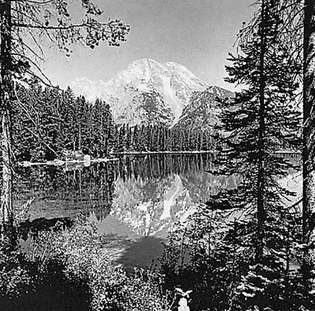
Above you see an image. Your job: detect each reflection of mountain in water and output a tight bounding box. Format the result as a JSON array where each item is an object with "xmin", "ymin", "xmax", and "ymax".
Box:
[
  {"xmin": 14, "ymin": 155, "xmax": 237, "ymax": 238},
  {"xmin": 109, "ymin": 155, "xmax": 237, "ymax": 237},
  {"xmin": 112, "ymin": 174, "xmax": 188, "ymax": 237}
]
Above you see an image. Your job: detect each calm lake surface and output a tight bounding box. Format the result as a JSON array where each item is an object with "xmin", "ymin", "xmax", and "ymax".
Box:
[
  {"xmin": 15, "ymin": 155, "xmax": 234, "ymax": 230},
  {"xmin": 14, "ymin": 154, "xmax": 299, "ymax": 269}
]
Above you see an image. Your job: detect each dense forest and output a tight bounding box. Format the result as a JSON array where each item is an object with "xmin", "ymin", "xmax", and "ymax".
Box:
[
  {"xmin": 13, "ymin": 85, "xmax": 114, "ymax": 161},
  {"xmin": 12, "ymin": 85, "xmax": 215, "ymax": 162},
  {"xmin": 114, "ymin": 124, "xmax": 215, "ymax": 153}
]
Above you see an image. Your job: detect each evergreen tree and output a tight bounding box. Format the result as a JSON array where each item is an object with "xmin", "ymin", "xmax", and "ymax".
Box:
[
  {"xmin": 132, "ymin": 125, "xmax": 139, "ymax": 151},
  {"xmin": 103, "ymin": 103, "xmax": 115, "ymax": 156},
  {"xmin": 12, "ymin": 87, "xmax": 116, "ymax": 161},
  {"xmin": 212, "ymin": 0, "xmax": 303, "ymax": 309}
]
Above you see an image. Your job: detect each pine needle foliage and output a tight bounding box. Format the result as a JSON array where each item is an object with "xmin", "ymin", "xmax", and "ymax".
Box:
[{"xmin": 211, "ymin": 0, "xmax": 306, "ymax": 309}]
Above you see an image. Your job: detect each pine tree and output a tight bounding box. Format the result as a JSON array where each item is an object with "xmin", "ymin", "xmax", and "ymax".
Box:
[
  {"xmin": 103, "ymin": 103, "xmax": 115, "ymax": 156},
  {"xmin": 132, "ymin": 125, "xmax": 139, "ymax": 151},
  {"xmin": 125, "ymin": 124, "xmax": 132, "ymax": 152},
  {"xmin": 213, "ymin": 0, "xmax": 302, "ymax": 309}
]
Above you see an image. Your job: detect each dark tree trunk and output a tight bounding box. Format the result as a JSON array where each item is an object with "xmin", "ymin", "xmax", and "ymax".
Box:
[
  {"xmin": 302, "ymin": 0, "xmax": 315, "ymax": 292},
  {"xmin": 303, "ymin": 0, "xmax": 315, "ymax": 247},
  {"xmin": 0, "ymin": 0, "xmax": 15, "ymax": 248}
]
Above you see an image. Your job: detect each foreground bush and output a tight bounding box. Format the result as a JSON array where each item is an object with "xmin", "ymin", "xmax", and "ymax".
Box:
[
  {"xmin": 0, "ymin": 219, "xmax": 170, "ymax": 311},
  {"xmin": 0, "ymin": 248, "xmax": 91, "ymax": 311}
]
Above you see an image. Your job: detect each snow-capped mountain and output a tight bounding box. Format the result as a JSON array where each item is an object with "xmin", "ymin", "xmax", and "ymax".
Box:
[
  {"xmin": 175, "ymin": 86, "xmax": 234, "ymax": 131},
  {"xmin": 71, "ymin": 58, "xmax": 208, "ymax": 126}
]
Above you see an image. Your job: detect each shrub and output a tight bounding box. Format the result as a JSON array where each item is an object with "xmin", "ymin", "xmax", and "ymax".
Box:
[
  {"xmin": 0, "ymin": 250, "xmax": 33, "ymax": 299},
  {"xmin": 26, "ymin": 218, "xmax": 171, "ymax": 311},
  {"xmin": 0, "ymin": 246, "xmax": 91, "ymax": 311}
]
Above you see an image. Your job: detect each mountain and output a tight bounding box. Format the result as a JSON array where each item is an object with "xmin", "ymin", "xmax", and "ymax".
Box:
[
  {"xmin": 71, "ymin": 58, "xmax": 208, "ymax": 126},
  {"xmin": 175, "ymin": 86, "xmax": 234, "ymax": 131}
]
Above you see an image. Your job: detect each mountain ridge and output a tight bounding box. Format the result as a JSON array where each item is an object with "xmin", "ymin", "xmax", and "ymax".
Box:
[{"xmin": 71, "ymin": 58, "xmax": 233, "ymax": 129}]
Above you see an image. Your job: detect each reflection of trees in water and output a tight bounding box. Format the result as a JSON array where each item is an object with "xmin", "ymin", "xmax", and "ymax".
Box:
[
  {"xmin": 113, "ymin": 154, "xmax": 218, "ymax": 217},
  {"xmin": 115, "ymin": 154, "xmax": 215, "ymax": 181},
  {"xmin": 13, "ymin": 155, "xmax": 236, "ymax": 225},
  {"xmin": 14, "ymin": 163, "xmax": 115, "ymax": 221},
  {"xmin": 114, "ymin": 154, "xmax": 237, "ymax": 201}
]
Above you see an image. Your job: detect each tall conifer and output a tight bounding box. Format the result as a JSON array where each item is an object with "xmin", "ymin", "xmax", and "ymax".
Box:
[{"xmin": 213, "ymin": 0, "xmax": 302, "ymax": 309}]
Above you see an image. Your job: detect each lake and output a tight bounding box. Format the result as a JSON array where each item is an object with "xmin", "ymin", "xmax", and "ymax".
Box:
[{"xmin": 14, "ymin": 153, "xmax": 300, "ymax": 269}]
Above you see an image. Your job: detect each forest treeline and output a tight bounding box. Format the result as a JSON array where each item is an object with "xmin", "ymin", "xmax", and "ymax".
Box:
[
  {"xmin": 114, "ymin": 123, "xmax": 215, "ymax": 153},
  {"xmin": 13, "ymin": 85, "xmax": 114, "ymax": 161},
  {"xmin": 12, "ymin": 85, "xmax": 215, "ymax": 161}
]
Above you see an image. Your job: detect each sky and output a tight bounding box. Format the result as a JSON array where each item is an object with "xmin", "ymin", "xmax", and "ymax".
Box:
[{"xmin": 42, "ymin": 0, "xmax": 255, "ymax": 90}]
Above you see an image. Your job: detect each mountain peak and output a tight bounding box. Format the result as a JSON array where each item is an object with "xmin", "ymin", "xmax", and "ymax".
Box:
[
  {"xmin": 128, "ymin": 58, "xmax": 172, "ymax": 73},
  {"xmin": 165, "ymin": 61, "xmax": 193, "ymax": 72},
  {"xmin": 130, "ymin": 58, "xmax": 160, "ymax": 66},
  {"xmin": 71, "ymin": 59, "xmax": 210, "ymax": 126},
  {"xmin": 71, "ymin": 59, "xmax": 232, "ymax": 128}
]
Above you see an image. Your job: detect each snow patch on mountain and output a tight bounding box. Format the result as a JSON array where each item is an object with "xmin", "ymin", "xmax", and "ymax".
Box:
[{"xmin": 71, "ymin": 58, "xmax": 209, "ymax": 126}]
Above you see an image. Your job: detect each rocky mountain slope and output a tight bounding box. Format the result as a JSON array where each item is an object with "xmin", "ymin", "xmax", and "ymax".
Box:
[
  {"xmin": 174, "ymin": 86, "xmax": 234, "ymax": 131},
  {"xmin": 71, "ymin": 59, "xmax": 207, "ymax": 126},
  {"xmin": 71, "ymin": 59, "xmax": 233, "ymax": 128}
]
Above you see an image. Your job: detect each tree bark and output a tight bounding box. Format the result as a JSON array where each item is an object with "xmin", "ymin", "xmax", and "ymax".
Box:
[
  {"xmin": 303, "ymin": 0, "xmax": 315, "ymax": 293},
  {"xmin": 0, "ymin": 0, "xmax": 15, "ymax": 248}
]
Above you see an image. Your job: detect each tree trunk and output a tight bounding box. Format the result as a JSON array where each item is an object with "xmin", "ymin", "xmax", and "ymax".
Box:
[
  {"xmin": 303, "ymin": 0, "xmax": 315, "ymax": 294},
  {"xmin": 1, "ymin": 108, "xmax": 14, "ymax": 246},
  {"xmin": 0, "ymin": 0, "xmax": 15, "ymax": 248}
]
